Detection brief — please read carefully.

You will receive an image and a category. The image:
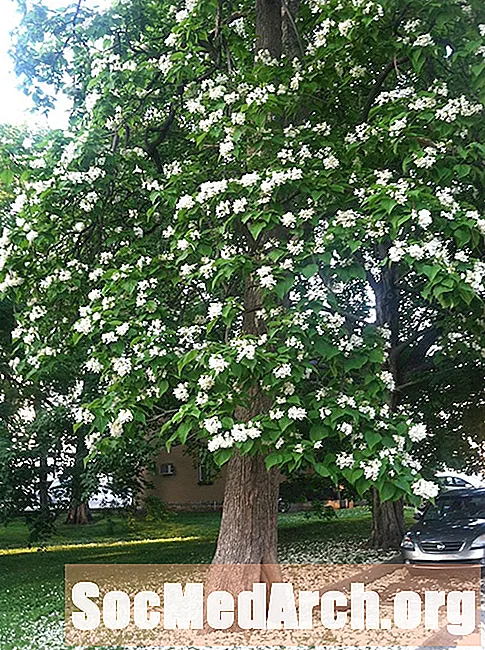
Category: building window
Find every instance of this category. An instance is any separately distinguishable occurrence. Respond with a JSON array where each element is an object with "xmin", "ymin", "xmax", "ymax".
[{"xmin": 159, "ymin": 463, "xmax": 175, "ymax": 476}]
